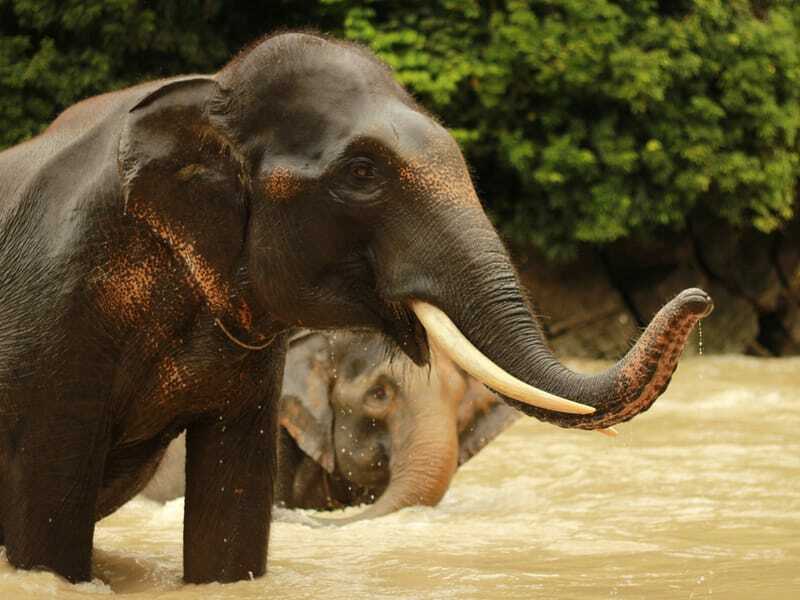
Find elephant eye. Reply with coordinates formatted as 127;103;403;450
348;157;377;181
329;156;384;205
364;378;395;413
367;383;388;401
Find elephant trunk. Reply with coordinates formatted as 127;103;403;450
413;287;711;429
317;389;459;525
386;205;713;430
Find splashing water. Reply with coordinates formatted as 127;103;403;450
1;357;798;599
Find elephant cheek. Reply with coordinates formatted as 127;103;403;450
262;167;302;202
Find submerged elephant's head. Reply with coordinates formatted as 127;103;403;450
120;32;712;430
279;331;519;521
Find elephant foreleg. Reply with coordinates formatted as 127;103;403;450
183;396;279;583
1;406;111;582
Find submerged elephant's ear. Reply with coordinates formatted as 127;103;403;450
118;77;249;281
279;332;336;473
457;378;521;465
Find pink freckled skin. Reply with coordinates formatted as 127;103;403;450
263;167;302;202
533;291;712;430
126;202;257;335
388;131;481;214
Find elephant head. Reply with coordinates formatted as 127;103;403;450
278;331;520;522
120;32;712;434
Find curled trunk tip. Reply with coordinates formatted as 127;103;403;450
409;288;712;432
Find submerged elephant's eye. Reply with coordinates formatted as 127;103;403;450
367;383;388;401
364;380;395;417
348;158;376;180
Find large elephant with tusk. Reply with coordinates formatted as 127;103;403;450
0;31;712;584
143;331;521;521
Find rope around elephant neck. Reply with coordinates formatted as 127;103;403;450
214;317;275;351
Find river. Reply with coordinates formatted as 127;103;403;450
1;356;798;599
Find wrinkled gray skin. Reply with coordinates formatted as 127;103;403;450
144;332;519;521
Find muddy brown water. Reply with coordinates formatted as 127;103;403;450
1;356;798;599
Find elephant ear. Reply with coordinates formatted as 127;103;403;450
118;77;249;285
279;332;336;474
457;377;521;466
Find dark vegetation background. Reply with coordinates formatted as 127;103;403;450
2;0;799;355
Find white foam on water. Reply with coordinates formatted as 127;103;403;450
1;357;798;599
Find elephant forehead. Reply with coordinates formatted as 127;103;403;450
233;44;394;163
231;35;402;115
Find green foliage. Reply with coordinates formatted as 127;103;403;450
2;0;799;258
0;0;338;145
332;0;800;258
1;0;223;143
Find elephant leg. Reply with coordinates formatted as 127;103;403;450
183;396;279;583
1;407;111;582
0;460;5;544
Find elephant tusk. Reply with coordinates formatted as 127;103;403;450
409;301;595;415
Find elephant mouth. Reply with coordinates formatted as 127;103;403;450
380;301;430;366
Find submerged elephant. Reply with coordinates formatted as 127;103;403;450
143;331;520;520
0;32;712;584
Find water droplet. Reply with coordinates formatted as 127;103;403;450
698;321;704;356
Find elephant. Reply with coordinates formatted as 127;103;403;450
0;31;712;584
142;331;520;521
